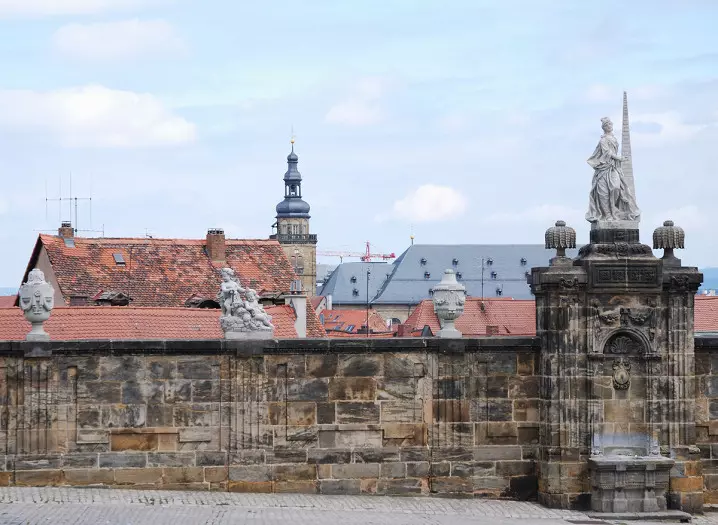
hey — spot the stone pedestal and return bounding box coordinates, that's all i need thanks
[530,225,703,513]
[589,455,674,513]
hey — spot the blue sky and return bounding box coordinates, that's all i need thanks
[0,0,717,287]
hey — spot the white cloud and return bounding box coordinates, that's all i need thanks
[386,185,468,223]
[0,84,196,147]
[52,19,184,60]
[0,0,160,17]
[631,111,714,147]
[484,204,585,227]
[325,77,392,126]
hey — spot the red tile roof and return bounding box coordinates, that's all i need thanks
[30,235,296,307]
[0,303,325,341]
[321,308,388,334]
[310,296,324,310]
[0,296,16,308]
[695,296,718,333]
[404,298,536,337]
[327,331,395,338]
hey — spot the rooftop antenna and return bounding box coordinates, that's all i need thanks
[410,223,414,246]
[45,173,99,236]
[480,257,485,311]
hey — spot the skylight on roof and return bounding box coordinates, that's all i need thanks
[64,238,75,248]
[113,253,126,265]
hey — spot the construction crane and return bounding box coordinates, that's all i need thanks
[318,241,396,263]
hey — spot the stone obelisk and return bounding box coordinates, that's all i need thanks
[620,91,637,211]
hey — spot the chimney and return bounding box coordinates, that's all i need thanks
[397,324,407,337]
[58,221,74,238]
[285,278,307,337]
[206,228,226,262]
[326,294,333,311]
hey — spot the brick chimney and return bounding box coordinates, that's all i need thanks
[206,229,226,262]
[58,221,74,238]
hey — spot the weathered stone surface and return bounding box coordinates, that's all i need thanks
[320,479,361,495]
[328,378,376,401]
[99,453,147,469]
[336,402,380,424]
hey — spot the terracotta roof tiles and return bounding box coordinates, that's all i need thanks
[34,235,295,307]
[321,308,388,334]
[404,298,536,336]
[0,304,314,341]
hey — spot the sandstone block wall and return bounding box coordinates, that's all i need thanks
[0,338,540,497]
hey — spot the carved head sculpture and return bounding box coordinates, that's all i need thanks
[19,268,55,341]
[600,117,613,133]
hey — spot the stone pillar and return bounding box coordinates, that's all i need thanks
[530,219,703,513]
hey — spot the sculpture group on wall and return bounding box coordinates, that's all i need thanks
[217,267,274,336]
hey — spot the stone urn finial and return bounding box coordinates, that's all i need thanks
[19,269,55,341]
[431,269,466,339]
[545,220,576,266]
[653,220,684,267]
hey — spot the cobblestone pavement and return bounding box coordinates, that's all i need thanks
[0,488,716,524]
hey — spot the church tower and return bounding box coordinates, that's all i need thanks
[271,139,317,297]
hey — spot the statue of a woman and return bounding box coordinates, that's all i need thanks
[585,117,640,223]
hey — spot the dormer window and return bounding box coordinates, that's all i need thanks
[496,287,503,296]
[352,288,359,297]
[520,257,527,266]
[486,258,493,266]
[490,271,497,279]
[424,271,431,279]
[350,276,357,284]
[420,257,427,265]
[452,258,459,266]
[456,272,462,280]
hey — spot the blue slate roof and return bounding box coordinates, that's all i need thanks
[320,244,578,306]
[318,261,392,305]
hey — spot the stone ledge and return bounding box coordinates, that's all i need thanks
[586,510,691,522]
[0,337,541,355]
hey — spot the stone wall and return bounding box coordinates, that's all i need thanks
[0,337,540,497]
[694,336,718,504]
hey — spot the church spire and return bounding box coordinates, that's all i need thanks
[621,91,636,199]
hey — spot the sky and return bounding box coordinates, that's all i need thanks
[0,0,717,288]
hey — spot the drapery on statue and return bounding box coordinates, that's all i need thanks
[585,117,640,223]
[217,267,274,336]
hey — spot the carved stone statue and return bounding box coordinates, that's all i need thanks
[217,267,274,339]
[585,117,640,224]
[19,268,55,341]
[432,269,466,339]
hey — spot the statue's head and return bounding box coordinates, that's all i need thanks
[220,267,235,281]
[600,117,613,133]
[27,268,46,284]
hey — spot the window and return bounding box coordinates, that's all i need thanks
[490,271,497,279]
[69,296,87,306]
[352,288,359,296]
[113,253,126,266]
[496,287,503,296]
[486,258,493,265]
[520,257,527,266]
[452,258,459,266]
[424,271,431,279]
[420,257,427,265]
[350,276,357,283]
[456,272,462,280]
[64,238,75,248]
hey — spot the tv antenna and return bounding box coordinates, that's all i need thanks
[45,173,103,236]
